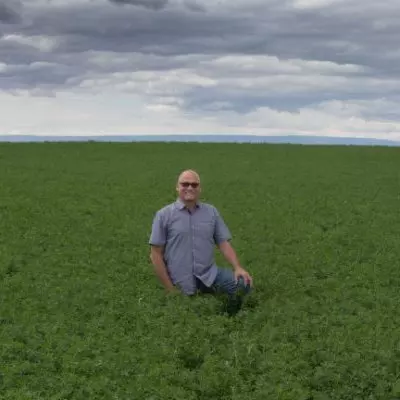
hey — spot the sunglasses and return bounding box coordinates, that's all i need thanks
[179,181,199,188]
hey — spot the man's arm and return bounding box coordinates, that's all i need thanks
[149,211,176,293]
[213,206,240,270]
[150,245,175,292]
[213,207,253,286]
[218,240,253,286]
[217,240,242,271]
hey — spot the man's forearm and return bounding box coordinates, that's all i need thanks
[150,253,175,291]
[218,241,241,270]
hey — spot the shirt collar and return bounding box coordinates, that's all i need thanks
[175,198,201,210]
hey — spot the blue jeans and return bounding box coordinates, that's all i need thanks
[196,267,252,313]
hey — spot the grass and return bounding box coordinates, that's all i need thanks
[1,141,400,399]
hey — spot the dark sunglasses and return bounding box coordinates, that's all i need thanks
[180,181,199,188]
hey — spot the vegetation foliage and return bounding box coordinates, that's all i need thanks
[1,142,400,399]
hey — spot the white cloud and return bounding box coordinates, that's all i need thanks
[2,34,59,52]
[238,104,400,138]
[291,0,346,9]
[1,91,399,140]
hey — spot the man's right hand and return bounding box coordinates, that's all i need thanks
[166,286,180,296]
[150,245,176,292]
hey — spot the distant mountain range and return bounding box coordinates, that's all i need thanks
[1,134,400,146]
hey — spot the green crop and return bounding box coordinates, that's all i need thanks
[1,142,400,399]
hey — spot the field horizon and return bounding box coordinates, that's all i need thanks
[1,133,400,147]
[1,141,400,399]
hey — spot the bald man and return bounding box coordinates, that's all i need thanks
[149,169,253,312]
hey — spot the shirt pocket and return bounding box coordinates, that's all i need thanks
[195,220,215,239]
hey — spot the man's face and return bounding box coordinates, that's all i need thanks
[176,171,201,203]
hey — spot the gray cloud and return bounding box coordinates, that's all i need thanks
[108,0,205,12]
[183,1,206,12]
[11,0,398,70]
[108,0,169,11]
[1,0,400,121]
[0,0,22,24]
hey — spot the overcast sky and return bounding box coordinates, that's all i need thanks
[1,0,400,139]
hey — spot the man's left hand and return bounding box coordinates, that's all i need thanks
[234,266,253,287]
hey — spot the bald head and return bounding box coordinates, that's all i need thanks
[177,169,201,184]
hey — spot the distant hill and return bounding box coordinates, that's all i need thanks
[1,134,399,146]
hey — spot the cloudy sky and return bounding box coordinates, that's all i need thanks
[1,0,400,139]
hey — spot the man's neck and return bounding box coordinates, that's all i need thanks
[182,200,197,211]
[185,202,196,210]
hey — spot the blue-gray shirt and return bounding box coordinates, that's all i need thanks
[149,198,232,294]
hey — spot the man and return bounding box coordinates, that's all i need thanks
[149,169,253,312]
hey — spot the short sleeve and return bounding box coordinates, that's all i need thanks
[149,211,167,246]
[213,207,232,244]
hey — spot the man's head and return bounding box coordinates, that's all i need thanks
[176,169,201,204]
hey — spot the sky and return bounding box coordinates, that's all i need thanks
[1,0,400,139]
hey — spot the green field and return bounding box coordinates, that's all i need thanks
[1,142,400,399]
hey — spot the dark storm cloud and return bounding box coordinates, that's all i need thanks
[9,0,398,69]
[17,4,233,54]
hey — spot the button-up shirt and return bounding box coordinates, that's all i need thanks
[149,198,232,294]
